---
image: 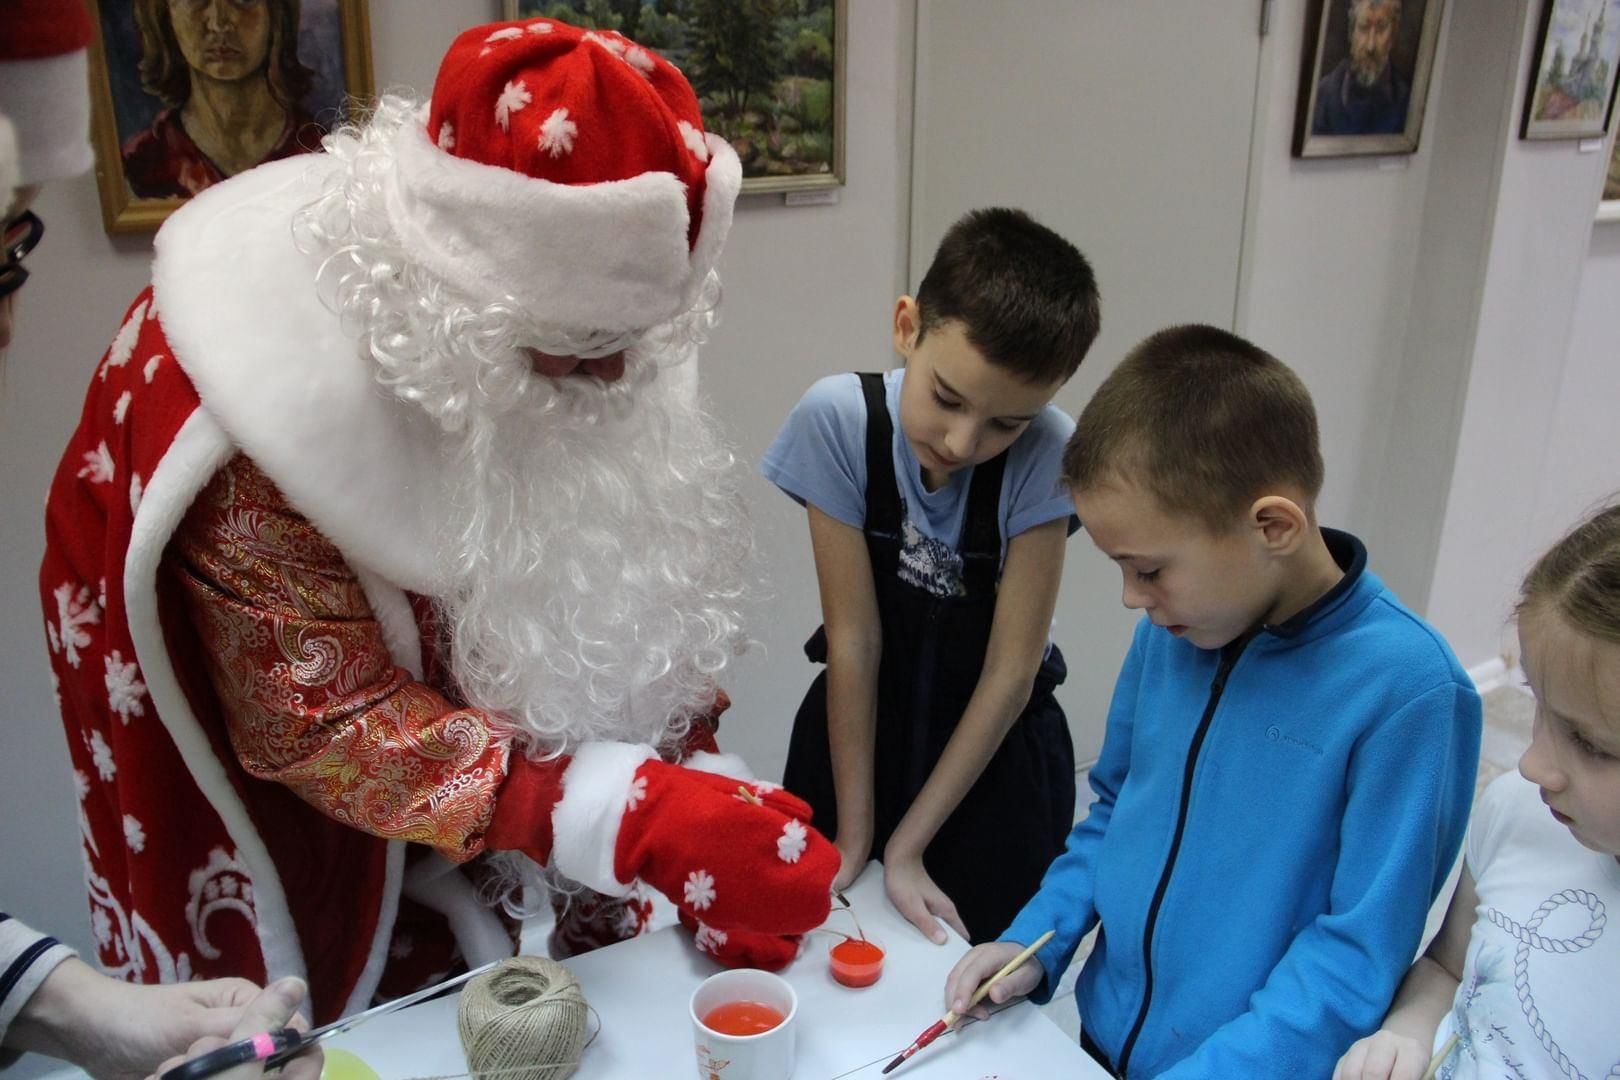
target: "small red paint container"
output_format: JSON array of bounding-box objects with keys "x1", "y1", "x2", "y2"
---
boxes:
[{"x1": 828, "y1": 937, "x2": 885, "y2": 988}]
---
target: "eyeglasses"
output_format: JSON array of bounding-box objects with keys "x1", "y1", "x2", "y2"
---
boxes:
[{"x1": 1, "y1": 210, "x2": 44, "y2": 301}]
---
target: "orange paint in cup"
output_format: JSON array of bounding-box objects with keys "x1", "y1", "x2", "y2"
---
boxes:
[
  {"x1": 828, "y1": 938, "x2": 885, "y2": 987},
  {"x1": 701, "y1": 1000, "x2": 786, "y2": 1036}
]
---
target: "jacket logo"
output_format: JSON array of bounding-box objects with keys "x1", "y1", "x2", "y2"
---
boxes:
[{"x1": 1265, "y1": 725, "x2": 1324, "y2": 756}]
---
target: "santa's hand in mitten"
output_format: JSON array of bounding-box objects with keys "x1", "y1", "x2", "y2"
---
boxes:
[
  {"x1": 488, "y1": 743, "x2": 837, "y2": 947},
  {"x1": 676, "y1": 909, "x2": 803, "y2": 971}
]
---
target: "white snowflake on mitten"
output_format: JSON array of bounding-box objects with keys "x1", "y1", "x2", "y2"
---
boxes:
[
  {"x1": 104, "y1": 650, "x2": 147, "y2": 723},
  {"x1": 693, "y1": 920, "x2": 727, "y2": 955},
  {"x1": 777, "y1": 819, "x2": 808, "y2": 864},
  {"x1": 684, "y1": 868, "x2": 716, "y2": 911},
  {"x1": 495, "y1": 79, "x2": 531, "y2": 132},
  {"x1": 538, "y1": 107, "x2": 577, "y2": 157},
  {"x1": 51, "y1": 582, "x2": 101, "y2": 668},
  {"x1": 77, "y1": 441, "x2": 114, "y2": 485}
]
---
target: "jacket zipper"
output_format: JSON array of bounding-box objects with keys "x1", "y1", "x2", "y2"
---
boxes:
[{"x1": 1114, "y1": 637, "x2": 1249, "y2": 1077}]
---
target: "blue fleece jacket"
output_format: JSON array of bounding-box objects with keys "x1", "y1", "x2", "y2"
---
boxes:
[{"x1": 1002, "y1": 530, "x2": 1481, "y2": 1078}]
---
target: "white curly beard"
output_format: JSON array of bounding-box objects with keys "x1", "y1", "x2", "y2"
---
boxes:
[{"x1": 437, "y1": 349, "x2": 753, "y2": 755}]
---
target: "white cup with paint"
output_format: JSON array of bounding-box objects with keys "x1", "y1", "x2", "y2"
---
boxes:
[{"x1": 689, "y1": 968, "x2": 798, "y2": 1080}]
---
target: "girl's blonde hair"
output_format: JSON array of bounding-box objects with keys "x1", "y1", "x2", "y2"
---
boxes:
[{"x1": 1518, "y1": 503, "x2": 1620, "y2": 644}]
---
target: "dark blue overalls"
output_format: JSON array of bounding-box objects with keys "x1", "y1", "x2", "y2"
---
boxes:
[{"x1": 782, "y1": 372, "x2": 1076, "y2": 943}]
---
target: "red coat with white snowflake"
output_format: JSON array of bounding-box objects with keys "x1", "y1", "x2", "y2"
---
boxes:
[{"x1": 40, "y1": 150, "x2": 836, "y2": 1022}]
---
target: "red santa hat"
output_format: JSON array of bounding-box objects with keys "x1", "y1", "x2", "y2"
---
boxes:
[{"x1": 385, "y1": 19, "x2": 741, "y2": 334}]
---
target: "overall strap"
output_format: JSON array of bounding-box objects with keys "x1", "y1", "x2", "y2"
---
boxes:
[
  {"x1": 960, "y1": 451, "x2": 1010, "y2": 561},
  {"x1": 858, "y1": 372, "x2": 902, "y2": 535}
]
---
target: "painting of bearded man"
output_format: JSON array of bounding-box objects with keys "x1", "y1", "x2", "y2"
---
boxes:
[{"x1": 1295, "y1": 0, "x2": 1445, "y2": 157}]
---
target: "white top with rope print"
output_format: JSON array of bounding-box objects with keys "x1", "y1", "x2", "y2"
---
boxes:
[{"x1": 1434, "y1": 772, "x2": 1620, "y2": 1080}]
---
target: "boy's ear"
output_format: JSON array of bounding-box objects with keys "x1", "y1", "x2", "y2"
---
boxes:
[
  {"x1": 1249, "y1": 495, "x2": 1310, "y2": 554},
  {"x1": 892, "y1": 296, "x2": 921, "y2": 356}
]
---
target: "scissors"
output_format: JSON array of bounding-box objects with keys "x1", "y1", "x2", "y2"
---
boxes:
[{"x1": 160, "y1": 959, "x2": 501, "y2": 1080}]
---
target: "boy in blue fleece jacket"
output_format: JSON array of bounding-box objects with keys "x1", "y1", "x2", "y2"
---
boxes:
[{"x1": 943, "y1": 325, "x2": 1481, "y2": 1078}]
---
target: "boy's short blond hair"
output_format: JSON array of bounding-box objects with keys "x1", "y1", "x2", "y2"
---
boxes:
[{"x1": 1062, "y1": 324, "x2": 1323, "y2": 532}]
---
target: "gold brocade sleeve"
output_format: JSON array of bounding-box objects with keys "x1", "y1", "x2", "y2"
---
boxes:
[{"x1": 166, "y1": 454, "x2": 507, "y2": 862}]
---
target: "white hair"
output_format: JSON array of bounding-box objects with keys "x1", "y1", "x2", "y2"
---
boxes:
[{"x1": 292, "y1": 94, "x2": 755, "y2": 758}]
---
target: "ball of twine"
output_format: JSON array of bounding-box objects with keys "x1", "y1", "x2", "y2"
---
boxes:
[{"x1": 456, "y1": 956, "x2": 592, "y2": 1080}]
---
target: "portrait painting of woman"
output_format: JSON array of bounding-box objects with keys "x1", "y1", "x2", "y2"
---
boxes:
[{"x1": 86, "y1": 0, "x2": 372, "y2": 232}]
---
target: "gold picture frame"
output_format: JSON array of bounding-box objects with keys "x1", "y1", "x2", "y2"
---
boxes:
[
  {"x1": 86, "y1": 0, "x2": 374, "y2": 234},
  {"x1": 499, "y1": 0, "x2": 846, "y2": 195}
]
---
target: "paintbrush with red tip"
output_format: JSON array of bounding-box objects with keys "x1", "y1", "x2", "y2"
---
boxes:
[{"x1": 881, "y1": 929, "x2": 1054, "y2": 1074}]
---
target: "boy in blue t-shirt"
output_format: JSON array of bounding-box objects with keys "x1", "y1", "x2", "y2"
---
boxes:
[
  {"x1": 761, "y1": 208, "x2": 1102, "y2": 945},
  {"x1": 944, "y1": 325, "x2": 1482, "y2": 1077}
]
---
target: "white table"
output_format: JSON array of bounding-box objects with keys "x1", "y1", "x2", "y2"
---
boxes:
[{"x1": 333, "y1": 865, "x2": 1107, "y2": 1079}]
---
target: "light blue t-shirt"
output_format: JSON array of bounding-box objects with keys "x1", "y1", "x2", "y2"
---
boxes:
[{"x1": 759, "y1": 369, "x2": 1077, "y2": 599}]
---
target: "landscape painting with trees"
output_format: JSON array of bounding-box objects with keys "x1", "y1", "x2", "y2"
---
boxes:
[{"x1": 505, "y1": 0, "x2": 845, "y2": 192}]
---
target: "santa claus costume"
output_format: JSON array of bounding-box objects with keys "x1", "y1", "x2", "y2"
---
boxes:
[{"x1": 41, "y1": 19, "x2": 835, "y2": 1023}]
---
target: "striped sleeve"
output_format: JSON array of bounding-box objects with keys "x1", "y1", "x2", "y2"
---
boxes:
[{"x1": 0, "y1": 912, "x2": 77, "y2": 1052}]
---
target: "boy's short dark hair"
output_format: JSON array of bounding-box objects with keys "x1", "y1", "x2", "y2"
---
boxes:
[
  {"x1": 1062, "y1": 324, "x2": 1324, "y2": 531},
  {"x1": 915, "y1": 207, "x2": 1100, "y2": 385}
]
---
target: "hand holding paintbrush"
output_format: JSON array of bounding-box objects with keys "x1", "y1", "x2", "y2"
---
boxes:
[{"x1": 883, "y1": 930, "x2": 1055, "y2": 1074}]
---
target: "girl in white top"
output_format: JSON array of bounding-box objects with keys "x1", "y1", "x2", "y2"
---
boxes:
[{"x1": 1334, "y1": 504, "x2": 1620, "y2": 1080}]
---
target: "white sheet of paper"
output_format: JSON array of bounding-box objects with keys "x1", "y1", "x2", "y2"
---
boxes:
[{"x1": 328, "y1": 863, "x2": 1107, "y2": 1079}]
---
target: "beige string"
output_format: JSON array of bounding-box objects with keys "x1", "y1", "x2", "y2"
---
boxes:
[{"x1": 399, "y1": 956, "x2": 597, "y2": 1080}]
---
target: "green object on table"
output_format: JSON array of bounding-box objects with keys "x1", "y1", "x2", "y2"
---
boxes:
[{"x1": 320, "y1": 1047, "x2": 381, "y2": 1080}]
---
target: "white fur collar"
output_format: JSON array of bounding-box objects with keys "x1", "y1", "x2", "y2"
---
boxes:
[{"x1": 152, "y1": 156, "x2": 458, "y2": 594}]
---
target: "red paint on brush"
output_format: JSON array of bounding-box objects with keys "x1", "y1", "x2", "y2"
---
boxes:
[{"x1": 881, "y1": 1020, "x2": 948, "y2": 1074}]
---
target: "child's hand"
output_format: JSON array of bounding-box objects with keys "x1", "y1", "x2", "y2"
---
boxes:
[
  {"x1": 883, "y1": 851, "x2": 969, "y2": 944},
  {"x1": 1332, "y1": 1030, "x2": 1432, "y2": 1080},
  {"x1": 943, "y1": 941, "x2": 1043, "y2": 1021},
  {"x1": 833, "y1": 833, "x2": 871, "y2": 892}
]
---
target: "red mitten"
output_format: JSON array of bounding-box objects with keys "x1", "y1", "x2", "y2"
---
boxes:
[
  {"x1": 676, "y1": 909, "x2": 803, "y2": 971},
  {"x1": 547, "y1": 743, "x2": 838, "y2": 939}
]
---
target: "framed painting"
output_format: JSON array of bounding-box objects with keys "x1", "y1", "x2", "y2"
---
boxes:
[
  {"x1": 1294, "y1": 0, "x2": 1447, "y2": 158},
  {"x1": 86, "y1": 0, "x2": 375, "y2": 234},
  {"x1": 1523, "y1": 0, "x2": 1620, "y2": 140},
  {"x1": 500, "y1": 0, "x2": 846, "y2": 194}
]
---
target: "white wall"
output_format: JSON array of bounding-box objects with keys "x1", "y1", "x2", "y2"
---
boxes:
[
  {"x1": 1424, "y1": 0, "x2": 1620, "y2": 670},
  {"x1": 1238, "y1": 0, "x2": 1447, "y2": 579},
  {"x1": 684, "y1": 0, "x2": 916, "y2": 778}
]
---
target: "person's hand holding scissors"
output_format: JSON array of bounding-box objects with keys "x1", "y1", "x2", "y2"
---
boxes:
[{"x1": 148, "y1": 977, "x2": 320, "y2": 1080}]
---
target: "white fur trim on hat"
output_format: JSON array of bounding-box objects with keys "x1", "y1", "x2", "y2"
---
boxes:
[
  {"x1": 550, "y1": 741, "x2": 659, "y2": 896},
  {"x1": 385, "y1": 108, "x2": 740, "y2": 332}
]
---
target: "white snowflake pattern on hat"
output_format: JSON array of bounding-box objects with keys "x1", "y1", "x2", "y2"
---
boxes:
[
  {"x1": 484, "y1": 27, "x2": 524, "y2": 44},
  {"x1": 624, "y1": 46, "x2": 656, "y2": 78},
  {"x1": 538, "y1": 107, "x2": 578, "y2": 157},
  {"x1": 677, "y1": 120, "x2": 709, "y2": 163},
  {"x1": 495, "y1": 80, "x2": 532, "y2": 132},
  {"x1": 437, "y1": 121, "x2": 455, "y2": 151},
  {"x1": 527, "y1": 21, "x2": 552, "y2": 34},
  {"x1": 582, "y1": 31, "x2": 627, "y2": 58}
]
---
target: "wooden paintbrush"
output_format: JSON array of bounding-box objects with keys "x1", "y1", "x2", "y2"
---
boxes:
[{"x1": 880, "y1": 929, "x2": 1054, "y2": 1074}]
